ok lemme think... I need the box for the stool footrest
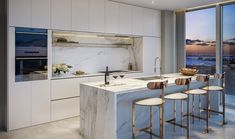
[166,118,187,129]
[202,108,224,115]
[134,127,160,138]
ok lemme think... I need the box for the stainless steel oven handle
[16,57,47,60]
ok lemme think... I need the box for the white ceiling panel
[110,0,226,10]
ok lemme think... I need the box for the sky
[186,4,235,41]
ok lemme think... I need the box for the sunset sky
[186,4,235,41]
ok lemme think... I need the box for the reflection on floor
[1,107,235,139]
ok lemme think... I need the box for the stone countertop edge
[81,73,215,95]
[50,70,143,80]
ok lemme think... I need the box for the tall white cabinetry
[143,37,161,75]
[51,0,71,30]
[9,0,31,27]
[72,0,89,32]
[89,0,105,32]
[132,6,144,36]
[119,4,132,35]
[105,1,119,34]
[31,0,51,28]
[8,27,51,130]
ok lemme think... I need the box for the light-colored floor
[1,107,235,139]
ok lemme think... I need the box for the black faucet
[105,66,110,85]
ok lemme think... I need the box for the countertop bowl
[180,68,198,76]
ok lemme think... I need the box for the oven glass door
[15,28,48,82]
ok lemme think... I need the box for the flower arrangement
[52,63,72,74]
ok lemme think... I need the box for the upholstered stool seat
[203,86,223,91]
[165,93,188,100]
[186,89,207,95]
[136,98,164,106]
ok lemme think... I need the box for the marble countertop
[51,70,143,80]
[82,73,207,94]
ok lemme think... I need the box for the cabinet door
[8,82,31,130]
[51,0,71,30]
[132,6,144,36]
[77,78,89,96]
[51,97,80,121]
[105,1,119,34]
[119,4,132,35]
[9,0,31,27]
[31,80,51,125]
[51,79,78,100]
[72,0,89,31]
[32,0,51,28]
[143,37,161,75]
[89,0,105,32]
[143,9,161,37]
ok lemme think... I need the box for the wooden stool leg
[132,103,135,139]
[187,97,190,139]
[192,95,195,124]
[149,106,152,139]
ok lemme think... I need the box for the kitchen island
[80,73,218,139]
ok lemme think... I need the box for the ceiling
[111,0,226,10]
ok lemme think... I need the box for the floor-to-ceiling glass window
[223,4,235,97]
[186,8,216,74]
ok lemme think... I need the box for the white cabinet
[9,0,31,27]
[51,79,79,100]
[8,82,31,130]
[143,9,161,37]
[89,0,105,33]
[51,97,80,121]
[72,0,89,31]
[31,80,51,125]
[32,0,51,28]
[105,1,119,34]
[51,0,71,30]
[132,6,144,36]
[143,37,161,75]
[119,4,132,35]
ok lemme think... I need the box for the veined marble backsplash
[52,31,143,75]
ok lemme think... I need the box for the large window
[186,8,216,74]
[223,4,235,95]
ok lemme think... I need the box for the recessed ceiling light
[151,0,155,4]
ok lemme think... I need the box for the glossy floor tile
[0,106,235,139]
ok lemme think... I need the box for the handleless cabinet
[89,0,105,33]
[72,0,89,31]
[143,9,161,37]
[132,6,144,36]
[143,37,161,75]
[119,4,132,35]
[32,0,51,28]
[105,1,119,34]
[31,80,51,125]
[8,82,31,130]
[9,0,31,27]
[51,78,79,100]
[51,0,71,30]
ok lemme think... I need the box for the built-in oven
[15,27,48,82]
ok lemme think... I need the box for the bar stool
[164,77,191,139]
[185,74,210,133]
[203,72,226,125]
[132,80,168,139]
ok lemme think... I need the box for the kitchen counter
[51,70,143,80]
[80,73,218,139]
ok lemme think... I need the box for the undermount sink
[135,76,168,81]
